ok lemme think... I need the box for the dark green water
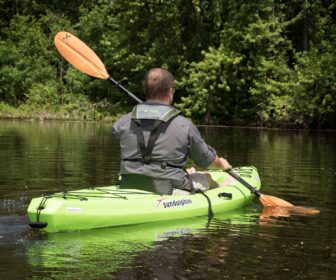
[0,120,335,279]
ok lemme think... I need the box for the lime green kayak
[27,166,261,233]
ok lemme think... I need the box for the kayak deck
[27,166,261,232]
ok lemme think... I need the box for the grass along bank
[0,101,127,122]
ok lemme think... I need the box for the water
[0,120,335,279]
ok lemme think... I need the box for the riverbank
[1,102,335,130]
[0,102,123,122]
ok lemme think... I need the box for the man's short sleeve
[112,113,131,140]
[187,122,217,168]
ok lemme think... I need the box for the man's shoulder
[113,112,132,127]
[173,114,194,125]
[116,112,132,121]
[170,115,198,133]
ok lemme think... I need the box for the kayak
[27,167,260,233]
[27,166,261,233]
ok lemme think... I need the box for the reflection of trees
[0,121,121,204]
[2,122,334,205]
[198,126,335,205]
[0,124,26,198]
[84,123,120,187]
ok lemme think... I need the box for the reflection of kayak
[26,207,258,278]
[43,206,258,242]
[46,209,245,242]
[27,166,261,232]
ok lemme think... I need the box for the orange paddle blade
[259,206,320,221]
[259,194,294,207]
[54,31,109,80]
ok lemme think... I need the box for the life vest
[130,103,181,165]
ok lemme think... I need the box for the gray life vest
[126,103,198,196]
[130,103,181,165]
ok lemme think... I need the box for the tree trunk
[303,12,309,51]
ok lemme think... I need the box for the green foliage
[0,0,335,128]
[0,14,60,105]
[178,46,243,124]
[26,82,59,109]
[292,48,336,128]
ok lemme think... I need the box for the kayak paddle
[227,169,320,214]
[54,31,142,103]
[226,169,294,207]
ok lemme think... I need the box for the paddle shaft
[108,77,143,103]
[226,169,261,197]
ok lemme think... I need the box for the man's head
[143,68,174,103]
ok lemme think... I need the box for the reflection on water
[259,205,320,221]
[0,121,120,204]
[0,121,335,279]
[25,208,257,279]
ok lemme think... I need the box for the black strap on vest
[134,119,162,164]
[129,103,181,167]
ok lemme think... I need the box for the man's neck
[146,98,170,105]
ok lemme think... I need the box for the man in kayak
[112,68,232,195]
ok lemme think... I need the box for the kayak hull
[27,167,261,232]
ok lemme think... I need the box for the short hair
[143,68,174,100]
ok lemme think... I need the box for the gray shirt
[112,107,217,192]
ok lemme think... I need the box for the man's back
[112,105,216,194]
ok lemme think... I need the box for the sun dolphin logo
[156,198,192,209]
[156,198,166,208]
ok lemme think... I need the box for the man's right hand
[209,156,232,170]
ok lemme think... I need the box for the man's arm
[207,155,232,170]
[187,120,232,170]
